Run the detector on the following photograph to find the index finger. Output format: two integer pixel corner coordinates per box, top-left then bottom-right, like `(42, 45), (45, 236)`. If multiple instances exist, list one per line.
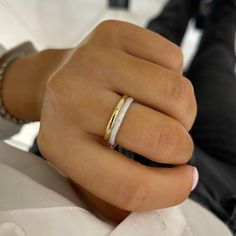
(94, 20), (183, 74)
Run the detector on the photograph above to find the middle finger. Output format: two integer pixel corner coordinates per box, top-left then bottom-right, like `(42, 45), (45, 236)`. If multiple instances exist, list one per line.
(82, 91), (193, 165)
(103, 49), (196, 130)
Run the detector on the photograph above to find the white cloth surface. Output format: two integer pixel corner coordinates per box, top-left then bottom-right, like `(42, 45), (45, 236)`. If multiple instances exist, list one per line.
(0, 116), (233, 236)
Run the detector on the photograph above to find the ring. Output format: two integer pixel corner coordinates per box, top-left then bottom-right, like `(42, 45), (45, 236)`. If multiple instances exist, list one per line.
(109, 96), (134, 147)
(104, 95), (134, 148)
(104, 95), (128, 142)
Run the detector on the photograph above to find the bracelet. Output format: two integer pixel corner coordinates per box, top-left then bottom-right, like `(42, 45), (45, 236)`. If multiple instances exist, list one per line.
(0, 55), (26, 124)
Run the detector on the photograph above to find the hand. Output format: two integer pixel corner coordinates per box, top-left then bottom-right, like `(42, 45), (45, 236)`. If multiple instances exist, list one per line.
(38, 20), (197, 223)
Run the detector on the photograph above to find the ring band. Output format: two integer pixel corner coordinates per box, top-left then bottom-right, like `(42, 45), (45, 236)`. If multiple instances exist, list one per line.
(104, 95), (128, 142)
(109, 96), (134, 147)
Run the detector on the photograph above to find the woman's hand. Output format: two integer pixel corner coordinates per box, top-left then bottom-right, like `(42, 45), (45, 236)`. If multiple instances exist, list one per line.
(38, 20), (197, 222)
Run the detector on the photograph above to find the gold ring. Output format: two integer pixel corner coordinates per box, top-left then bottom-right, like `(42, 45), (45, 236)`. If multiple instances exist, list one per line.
(104, 95), (128, 142)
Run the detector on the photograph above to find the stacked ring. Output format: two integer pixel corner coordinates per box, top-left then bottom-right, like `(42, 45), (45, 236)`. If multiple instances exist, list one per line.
(104, 95), (128, 142)
(104, 95), (134, 148)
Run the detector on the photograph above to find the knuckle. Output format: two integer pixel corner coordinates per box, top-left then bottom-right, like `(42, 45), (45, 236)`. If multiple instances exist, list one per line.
(186, 134), (194, 160)
(46, 45), (94, 97)
(98, 20), (117, 29)
(152, 124), (178, 162)
(115, 179), (150, 211)
(73, 44), (93, 64)
(185, 79), (197, 128)
(165, 76), (184, 102)
(46, 75), (65, 99)
(171, 124), (194, 164)
(183, 77), (194, 99)
(94, 20), (128, 46)
(94, 20), (118, 37)
(46, 76), (59, 95)
(178, 129), (194, 163)
(164, 75), (197, 130)
(181, 78), (197, 129)
(167, 77), (195, 107)
(170, 45), (184, 72)
(153, 121), (192, 164)
(45, 73), (74, 109)
(74, 44), (109, 73)
(172, 77), (186, 101)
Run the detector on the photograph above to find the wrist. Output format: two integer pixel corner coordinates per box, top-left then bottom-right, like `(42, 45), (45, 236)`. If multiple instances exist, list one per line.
(2, 48), (72, 121)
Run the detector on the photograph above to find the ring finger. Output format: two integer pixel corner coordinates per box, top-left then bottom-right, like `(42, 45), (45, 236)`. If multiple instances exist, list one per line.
(79, 90), (193, 165)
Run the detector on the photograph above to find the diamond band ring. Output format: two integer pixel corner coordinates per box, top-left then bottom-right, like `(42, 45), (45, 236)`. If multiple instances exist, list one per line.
(104, 95), (134, 148)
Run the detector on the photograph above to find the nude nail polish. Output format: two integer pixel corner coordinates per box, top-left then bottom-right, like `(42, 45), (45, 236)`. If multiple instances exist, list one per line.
(191, 167), (199, 191)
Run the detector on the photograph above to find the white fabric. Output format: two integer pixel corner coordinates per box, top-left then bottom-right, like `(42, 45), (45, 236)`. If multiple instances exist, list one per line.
(0, 115), (233, 236)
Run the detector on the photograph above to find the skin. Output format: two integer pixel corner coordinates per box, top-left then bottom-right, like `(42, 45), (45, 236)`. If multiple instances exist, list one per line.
(2, 20), (197, 223)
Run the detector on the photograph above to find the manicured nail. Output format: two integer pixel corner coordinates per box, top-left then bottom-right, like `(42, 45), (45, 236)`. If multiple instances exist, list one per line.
(191, 167), (199, 191)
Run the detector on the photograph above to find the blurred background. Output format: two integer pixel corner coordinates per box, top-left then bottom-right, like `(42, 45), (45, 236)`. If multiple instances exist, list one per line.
(0, 0), (202, 150)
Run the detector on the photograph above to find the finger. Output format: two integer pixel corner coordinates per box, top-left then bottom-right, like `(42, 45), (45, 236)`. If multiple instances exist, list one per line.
(103, 49), (196, 130)
(94, 20), (183, 74)
(70, 89), (193, 165)
(115, 102), (194, 165)
(43, 134), (195, 212)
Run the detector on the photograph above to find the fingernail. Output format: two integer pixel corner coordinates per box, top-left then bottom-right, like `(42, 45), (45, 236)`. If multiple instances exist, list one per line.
(191, 167), (199, 191)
